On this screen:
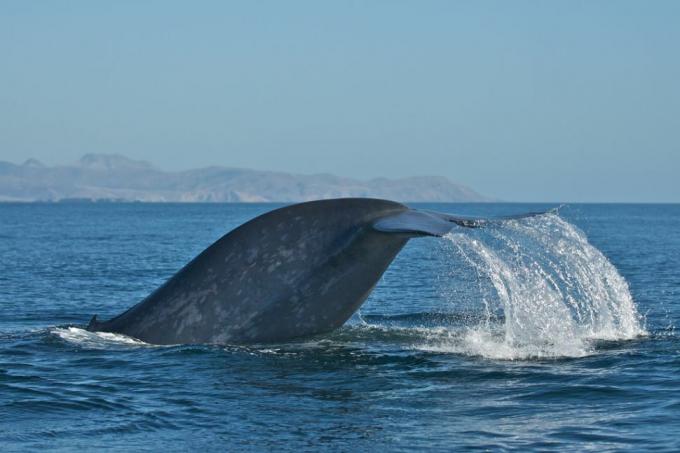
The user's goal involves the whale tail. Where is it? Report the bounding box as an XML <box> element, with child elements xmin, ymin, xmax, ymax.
<box><xmin>86</xmin><ymin>198</ymin><xmax>552</xmax><ymax>344</ymax></box>
<box><xmin>373</xmin><ymin>208</ymin><xmax>549</xmax><ymax>237</ymax></box>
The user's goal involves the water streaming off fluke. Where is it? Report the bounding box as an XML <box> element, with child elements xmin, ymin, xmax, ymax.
<box><xmin>422</xmin><ymin>214</ymin><xmax>646</xmax><ymax>359</ymax></box>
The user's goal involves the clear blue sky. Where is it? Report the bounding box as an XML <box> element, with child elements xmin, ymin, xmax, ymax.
<box><xmin>1</xmin><ymin>1</ymin><xmax>678</xmax><ymax>202</ymax></box>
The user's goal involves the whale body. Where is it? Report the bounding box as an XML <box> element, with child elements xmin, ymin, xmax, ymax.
<box><xmin>88</xmin><ymin>198</ymin><xmax>540</xmax><ymax>345</ymax></box>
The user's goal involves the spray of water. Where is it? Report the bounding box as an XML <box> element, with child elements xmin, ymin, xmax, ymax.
<box><xmin>421</xmin><ymin>213</ymin><xmax>646</xmax><ymax>360</ymax></box>
<box><xmin>52</xmin><ymin>326</ymin><xmax>153</xmax><ymax>348</ymax></box>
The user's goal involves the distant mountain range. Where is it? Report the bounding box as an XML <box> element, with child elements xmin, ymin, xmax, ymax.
<box><xmin>0</xmin><ymin>154</ymin><xmax>489</xmax><ymax>202</ymax></box>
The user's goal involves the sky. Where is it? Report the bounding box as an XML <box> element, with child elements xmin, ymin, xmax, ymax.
<box><xmin>1</xmin><ymin>1</ymin><xmax>679</xmax><ymax>202</ymax></box>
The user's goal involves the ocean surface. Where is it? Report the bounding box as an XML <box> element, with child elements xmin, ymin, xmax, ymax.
<box><xmin>1</xmin><ymin>202</ymin><xmax>678</xmax><ymax>451</ymax></box>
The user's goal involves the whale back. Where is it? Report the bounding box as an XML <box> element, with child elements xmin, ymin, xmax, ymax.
<box><xmin>91</xmin><ymin>198</ymin><xmax>410</xmax><ymax>344</ymax></box>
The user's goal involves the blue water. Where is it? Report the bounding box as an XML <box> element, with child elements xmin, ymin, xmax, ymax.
<box><xmin>1</xmin><ymin>203</ymin><xmax>678</xmax><ymax>451</ymax></box>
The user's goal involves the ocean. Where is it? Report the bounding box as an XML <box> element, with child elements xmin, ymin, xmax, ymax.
<box><xmin>1</xmin><ymin>203</ymin><xmax>678</xmax><ymax>451</ymax></box>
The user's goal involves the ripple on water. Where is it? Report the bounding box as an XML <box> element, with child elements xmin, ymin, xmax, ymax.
<box><xmin>1</xmin><ymin>203</ymin><xmax>677</xmax><ymax>451</ymax></box>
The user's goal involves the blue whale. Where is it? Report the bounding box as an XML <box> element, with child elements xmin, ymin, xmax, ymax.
<box><xmin>88</xmin><ymin>198</ymin><xmax>540</xmax><ymax>344</ymax></box>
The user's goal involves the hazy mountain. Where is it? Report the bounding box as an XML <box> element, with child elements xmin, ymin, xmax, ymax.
<box><xmin>0</xmin><ymin>154</ymin><xmax>490</xmax><ymax>202</ymax></box>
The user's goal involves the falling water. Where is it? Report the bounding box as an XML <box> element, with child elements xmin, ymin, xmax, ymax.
<box><xmin>425</xmin><ymin>213</ymin><xmax>646</xmax><ymax>359</ymax></box>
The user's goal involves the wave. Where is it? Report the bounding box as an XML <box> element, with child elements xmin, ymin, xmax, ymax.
<box><xmin>51</xmin><ymin>326</ymin><xmax>153</xmax><ymax>349</ymax></box>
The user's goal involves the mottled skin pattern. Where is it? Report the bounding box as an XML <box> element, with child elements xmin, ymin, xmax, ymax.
<box><xmin>89</xmin><ymin>198</ymin><xmax>421</xmax><ymax>345</ymax></box>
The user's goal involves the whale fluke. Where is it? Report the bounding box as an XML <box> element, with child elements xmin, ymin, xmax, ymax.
<box><xmin>88</xmin><ymin>198</ymin><xmax>544</xmax><ymax>345</ymax></box>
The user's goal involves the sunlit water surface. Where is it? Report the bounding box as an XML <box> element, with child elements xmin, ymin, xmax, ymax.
<box><xmin>1</xmin><ymin>203</ymin><xmax>678</xmax><ymax>451</ymax></box>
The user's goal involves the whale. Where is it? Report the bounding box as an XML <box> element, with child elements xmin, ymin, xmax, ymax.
<box><xmin>87</xmin><ymin>198</ymin><xmax>542</xmax><ymax>345</ymax></box>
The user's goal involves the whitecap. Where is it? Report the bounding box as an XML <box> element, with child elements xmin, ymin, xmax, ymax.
<box><xmin>51</xmin><ymin>326</ymin><xmax>153</xmax><ymax>349</ymax></box>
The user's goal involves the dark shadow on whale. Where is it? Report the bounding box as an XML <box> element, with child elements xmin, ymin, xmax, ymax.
<box><xmin>88</xmin><ymin>198</ymin><xmax>543</xmax><ymax>345</ymax></box>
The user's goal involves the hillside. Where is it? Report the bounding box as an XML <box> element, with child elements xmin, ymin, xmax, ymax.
<box><xmin>0</xmin><ymin>154</ymin><xmax>489</xmax><ymax>202</ymax></box>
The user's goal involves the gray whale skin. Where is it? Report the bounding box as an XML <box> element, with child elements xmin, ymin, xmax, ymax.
<box><xmin>88</xmin><ymin>198</ymin><xmax>539</xmax><ymax>345</ymax></box>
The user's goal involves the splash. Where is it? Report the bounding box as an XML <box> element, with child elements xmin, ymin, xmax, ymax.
<box><xmin>52</xmin><ymin>326</ymin><xmax>153</xmax><ymax>349</ymax></box>
<box><xmin>422</xmin><ymin>213</ymin><xmax>645</xmax><ymax>360</ymax></box>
